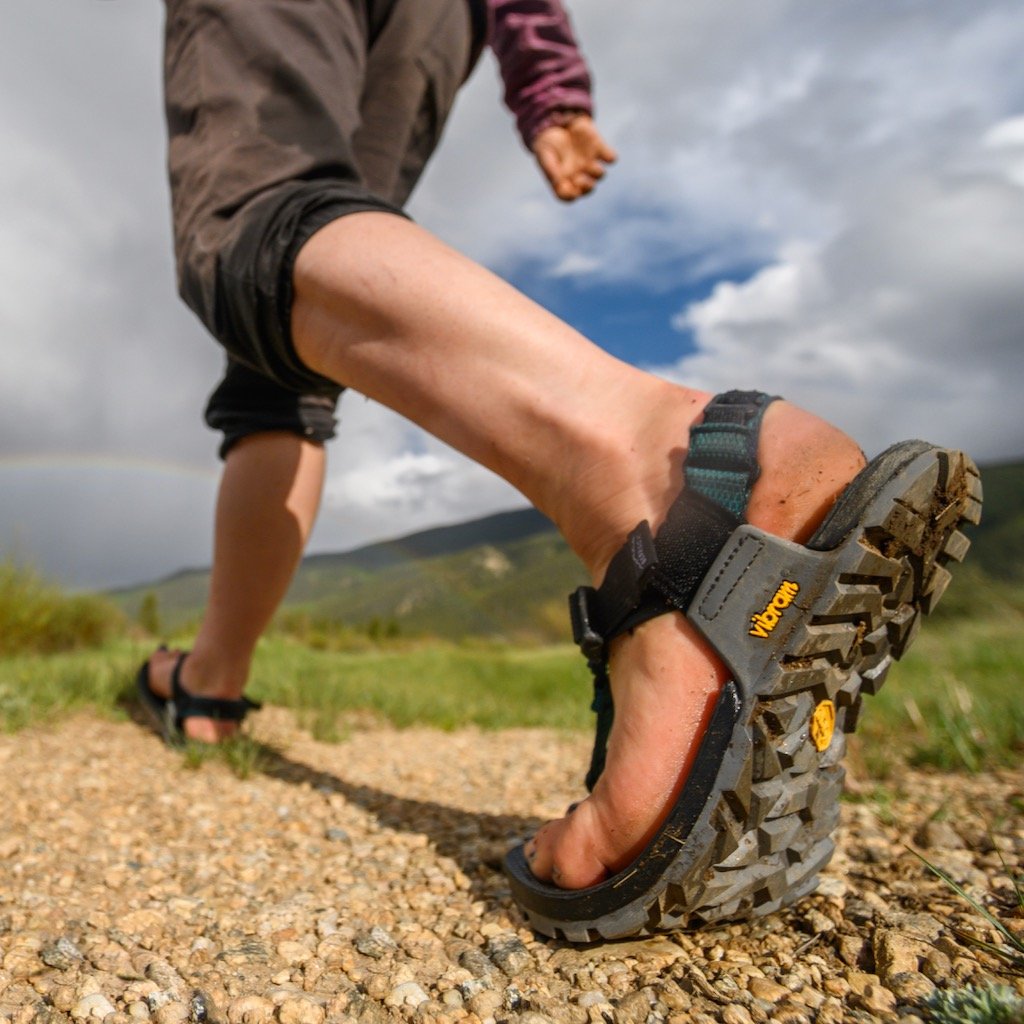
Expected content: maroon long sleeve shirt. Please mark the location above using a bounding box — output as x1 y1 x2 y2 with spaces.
487 0 594 146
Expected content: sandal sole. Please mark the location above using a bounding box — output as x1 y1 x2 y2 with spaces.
505 442 982 940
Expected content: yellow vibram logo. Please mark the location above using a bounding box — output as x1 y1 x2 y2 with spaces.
748 580 800 638
810 700 836 752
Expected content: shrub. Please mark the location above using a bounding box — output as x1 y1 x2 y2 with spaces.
0 562 125 655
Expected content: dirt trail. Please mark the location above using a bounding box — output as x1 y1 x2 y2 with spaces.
1 712 1022 1024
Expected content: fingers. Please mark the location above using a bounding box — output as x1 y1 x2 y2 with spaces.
532 115 617 203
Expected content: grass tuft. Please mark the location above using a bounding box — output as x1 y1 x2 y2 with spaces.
924 983 1024 1024
181 734 277 779
907 843 1024 977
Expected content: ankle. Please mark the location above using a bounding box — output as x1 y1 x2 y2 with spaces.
747 402 866 542
181 647 250 699
547 382 711 578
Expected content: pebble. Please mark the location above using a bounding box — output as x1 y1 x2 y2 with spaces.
384 983 430 1009
41 939 85 971
485 936 532 977
153 1002 190 1024
276 998 324 1024
354 928 397 960
227 997 275 1024
71 994 117 1021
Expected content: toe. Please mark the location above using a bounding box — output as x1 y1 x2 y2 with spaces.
526 802 610 889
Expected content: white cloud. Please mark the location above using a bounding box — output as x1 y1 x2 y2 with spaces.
666 140 1024 458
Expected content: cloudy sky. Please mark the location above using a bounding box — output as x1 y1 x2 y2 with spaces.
1 1 1022 590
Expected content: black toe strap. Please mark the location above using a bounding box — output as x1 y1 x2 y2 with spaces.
573 390 779 791
170 656 262 726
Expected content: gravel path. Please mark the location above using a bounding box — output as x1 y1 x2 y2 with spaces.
1 711 1022 1024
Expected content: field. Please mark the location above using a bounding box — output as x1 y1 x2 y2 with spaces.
1 565 1021 782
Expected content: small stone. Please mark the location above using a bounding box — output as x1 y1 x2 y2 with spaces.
913 820 964 850
843 971 879 996
354 927 397 960
886 972 935 1003
457 948 494 979
456 979 489 1002
276 943 312 968
384 983 429 1010
146 993 175 1013
721 1006 754 1024
873 929 924 981
227 997 275 1024
189 991 212 1024
324 829 349 843
771 1008 810 1024
503 985 524 1012
276 999 325 1024
71 995 117 1022
485 936 532 977
815 876 847 900
920 949 953 984
154 1004 190 1024
849 983 896 1017
748 978 791 1004
41 939 84 971
144 963 187 1002
614 991 652 1024
802 910 835 935
467 990 502 1018
843 898 878 925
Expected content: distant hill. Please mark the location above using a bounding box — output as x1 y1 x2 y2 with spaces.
109 458 1023 640
110 506 583 641
962 460 1024 583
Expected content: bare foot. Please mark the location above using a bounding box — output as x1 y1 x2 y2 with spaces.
143 647 246 743
526 396 867 888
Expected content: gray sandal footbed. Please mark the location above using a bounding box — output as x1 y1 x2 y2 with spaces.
505 408 981 940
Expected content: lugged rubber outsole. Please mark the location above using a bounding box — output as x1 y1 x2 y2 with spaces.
505 443 982 941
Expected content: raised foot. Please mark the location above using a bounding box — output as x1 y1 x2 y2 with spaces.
508 416 979 941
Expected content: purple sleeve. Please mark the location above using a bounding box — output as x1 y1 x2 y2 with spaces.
488 0 594 147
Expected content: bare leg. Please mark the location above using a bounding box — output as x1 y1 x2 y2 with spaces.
291 212 867 886
146 432 325 742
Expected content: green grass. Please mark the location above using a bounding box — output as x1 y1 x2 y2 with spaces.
2 559 1022 780
0 645 138 733
2 609 1019 781
247 637 593 740
852 601 1024 777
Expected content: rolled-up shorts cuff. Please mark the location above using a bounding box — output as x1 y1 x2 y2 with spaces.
204 359 342 460
205 179 409 395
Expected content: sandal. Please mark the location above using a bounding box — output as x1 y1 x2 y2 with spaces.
135 647 262 747
505 390 981 940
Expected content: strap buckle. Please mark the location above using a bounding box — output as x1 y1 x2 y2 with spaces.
570 586 605 662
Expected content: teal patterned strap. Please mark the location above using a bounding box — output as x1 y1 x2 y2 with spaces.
684 390 780 519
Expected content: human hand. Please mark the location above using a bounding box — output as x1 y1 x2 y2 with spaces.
531 114 617 202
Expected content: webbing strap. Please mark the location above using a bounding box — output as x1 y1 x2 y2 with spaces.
685 390 778 517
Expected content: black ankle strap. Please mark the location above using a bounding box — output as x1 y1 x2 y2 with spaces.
170 657 262 725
